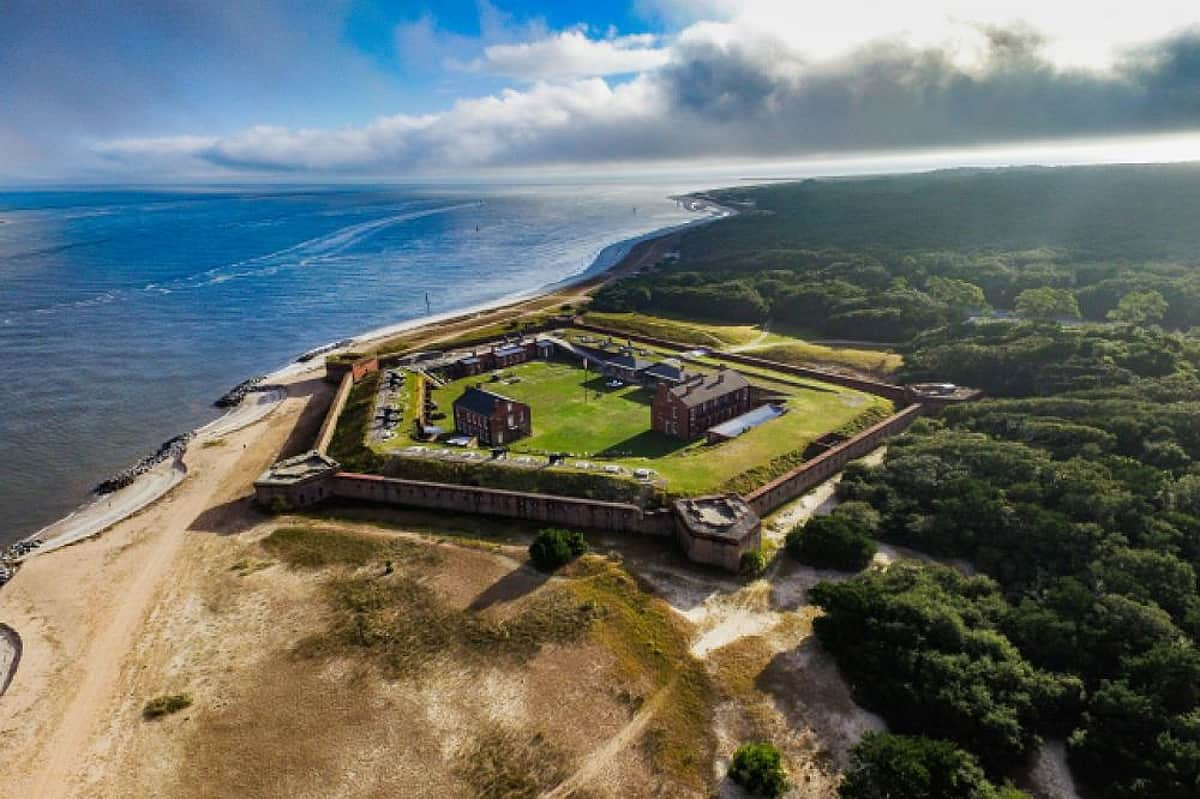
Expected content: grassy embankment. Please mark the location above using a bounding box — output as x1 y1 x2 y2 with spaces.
582 311 902 376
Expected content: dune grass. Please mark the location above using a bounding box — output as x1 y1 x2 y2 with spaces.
565 557 715 789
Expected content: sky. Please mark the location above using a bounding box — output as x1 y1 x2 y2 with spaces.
3 0 1200 182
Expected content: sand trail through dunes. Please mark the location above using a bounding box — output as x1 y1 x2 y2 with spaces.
0 375 317 799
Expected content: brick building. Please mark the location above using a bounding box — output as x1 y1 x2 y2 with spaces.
452 386 532 445
651 368 751 440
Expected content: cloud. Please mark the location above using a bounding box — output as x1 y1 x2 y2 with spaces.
471 29 670 80
8 2 1200 179
94 20 1200 176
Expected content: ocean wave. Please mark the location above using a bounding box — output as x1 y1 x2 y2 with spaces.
6 201 476 322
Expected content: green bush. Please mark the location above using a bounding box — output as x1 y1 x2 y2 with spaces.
728 742 789 797
528 528 588 572
143 693 193 719
740 550 767 578
786 514 877 571
840 732 1028 799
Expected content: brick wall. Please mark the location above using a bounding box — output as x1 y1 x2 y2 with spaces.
743 403 924 516
330 473 675 536
314 372 354 455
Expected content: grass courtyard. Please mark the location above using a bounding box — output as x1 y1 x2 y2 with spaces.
376 357 892 496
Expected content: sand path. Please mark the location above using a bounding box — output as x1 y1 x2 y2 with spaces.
3 375 314 799
540 679 675 799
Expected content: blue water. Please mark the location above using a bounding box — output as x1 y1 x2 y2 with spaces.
0 184 702 545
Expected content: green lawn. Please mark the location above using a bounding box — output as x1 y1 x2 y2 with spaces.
377 358 892 496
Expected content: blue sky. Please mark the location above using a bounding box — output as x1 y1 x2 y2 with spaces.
3 1 1200 181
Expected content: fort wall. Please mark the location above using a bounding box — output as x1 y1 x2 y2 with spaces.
743 403 924 516
330 473 675 536
313 372 354 455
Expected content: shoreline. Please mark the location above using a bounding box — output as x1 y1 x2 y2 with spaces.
7 194 732 558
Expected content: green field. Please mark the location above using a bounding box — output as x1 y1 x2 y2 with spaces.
377 358 891 496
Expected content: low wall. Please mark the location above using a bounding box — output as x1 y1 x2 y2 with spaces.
314 372 353 455
744 403 924 516
331 473 675 536
571 321 909 402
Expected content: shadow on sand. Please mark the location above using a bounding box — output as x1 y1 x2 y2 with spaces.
468 563 551 611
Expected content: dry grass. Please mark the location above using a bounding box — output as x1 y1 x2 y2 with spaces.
565 557 716 790
296 572 596 678
457 724 572 798
261 524 436 570
155 521 717 797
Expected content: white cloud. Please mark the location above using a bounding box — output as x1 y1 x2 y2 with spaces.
91 3 1200 177
471 29 670 80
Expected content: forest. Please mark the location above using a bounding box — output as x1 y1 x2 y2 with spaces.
607 165 1200 797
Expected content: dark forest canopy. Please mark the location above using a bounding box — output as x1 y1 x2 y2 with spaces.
698 164 1200 258
594 164 1200 345
600 163 1200 797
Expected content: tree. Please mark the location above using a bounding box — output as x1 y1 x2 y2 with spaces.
786 514 877 571
740 549 767 578
927 276 989 313
1108 290 1168 326
729 742 789 797
528 528 587 572
840 733 1027 799
1015 287 1081 321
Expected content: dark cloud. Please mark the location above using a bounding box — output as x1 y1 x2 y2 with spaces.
656 26 1200 156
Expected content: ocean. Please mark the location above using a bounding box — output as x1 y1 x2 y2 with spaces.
0 183 703 547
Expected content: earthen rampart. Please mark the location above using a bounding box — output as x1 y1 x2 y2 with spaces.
570 320 911 402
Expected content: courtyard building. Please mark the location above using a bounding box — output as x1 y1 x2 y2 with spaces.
452 386 532 445
651 367 751 440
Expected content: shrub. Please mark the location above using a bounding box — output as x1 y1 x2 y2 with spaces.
786 514 877 571
728 742 789 797
740 550 766 578
143 693 193 719
528 528 588 572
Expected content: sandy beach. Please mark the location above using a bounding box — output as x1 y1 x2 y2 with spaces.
0 204 721 797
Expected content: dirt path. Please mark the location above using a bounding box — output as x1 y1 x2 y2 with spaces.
28 423 269 797
540 679 676 799
0 375 314 799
